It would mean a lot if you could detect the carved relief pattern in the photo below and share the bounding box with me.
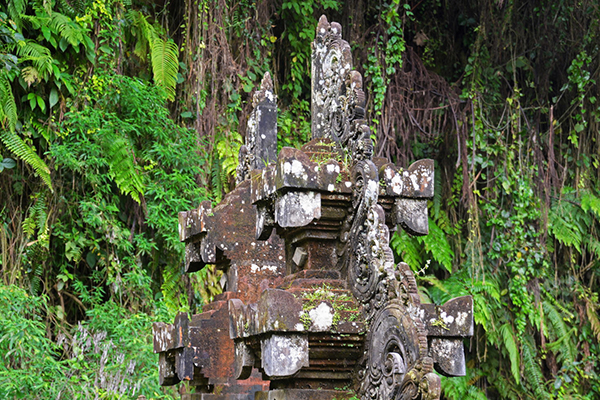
[312,16,372,162]
[341,159,440,399]
[313,18,442,399]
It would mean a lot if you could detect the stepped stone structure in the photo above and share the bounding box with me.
[153,16,473,400]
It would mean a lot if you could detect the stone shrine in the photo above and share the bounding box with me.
[153,16,473,400]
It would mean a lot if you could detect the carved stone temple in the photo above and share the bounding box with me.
[153,16,473,400]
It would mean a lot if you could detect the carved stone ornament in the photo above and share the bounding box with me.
[237,72,278,185]
[311,16,371,161]
[153,15,473,400]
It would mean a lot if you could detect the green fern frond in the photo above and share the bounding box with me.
[419,275,448,294]
[585,299,600,342]
[127,10,178,100]
[522,338,548,398]
[490,372,522,400]
[49,12,86,48]
[161,263,184,312]
[548,202,583,252]
[151,38,179,101]
[471,279,500,333]
[210,157,223,203]
[390,230,422,270]
[7,0,27,25]
[419,217,454,272]
[581,191,600,219]
[16,40,54,79]
[543,300,576,364]
[101,132,144,203]
[0,130,52,190]
[500,322,520,384]
[128,10,153,60]
[425,272,470,305]
[584,235,600,258]
[0,74,18,131]
[21,192,50,249]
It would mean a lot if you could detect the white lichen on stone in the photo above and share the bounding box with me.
[308,302,334,331]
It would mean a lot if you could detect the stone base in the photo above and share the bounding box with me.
[182,395,253,400]
[255,389,356,400]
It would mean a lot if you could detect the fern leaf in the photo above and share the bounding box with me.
[128,10,153,60]
[419,217,454,272]
[584,235,600,259]
[16,40,54,79]
[161,263,184,312]
[49,12,85,48]
[21,66,40,85]
[151,38,179,101]
[500,322,520,384]
[7,0,27,25]
[543,300,576,364]
[101,132,144,203]
[581,191,600,219]
[391,230,422,271]
[490,372,522,400]
[0,74,18,131]
[418,275,448,294]
[548,202,583,252]
[0,130,53,191]
[522,338,548,398]
[210,156,223,203]
[585,299,600,342]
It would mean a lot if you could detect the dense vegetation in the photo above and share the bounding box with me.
[1,0,599,398]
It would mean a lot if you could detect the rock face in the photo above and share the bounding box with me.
[153,15,473,400]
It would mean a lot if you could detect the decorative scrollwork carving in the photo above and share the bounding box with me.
[311,16,372,162]
[358,301,439,400]
[342,148,440,400]
[346,160,387,304]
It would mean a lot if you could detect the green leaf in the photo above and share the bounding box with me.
[59,37,68,52]
[500,323,520,384]
[0,130,52,190]
[28,92,37,110]
[36,95,45,112]
[49,88,58,108]
[151,38,179,101]
[1,157,17,170]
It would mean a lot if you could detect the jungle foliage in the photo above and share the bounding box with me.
[1,0,599,399]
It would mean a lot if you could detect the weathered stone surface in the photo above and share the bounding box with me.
[311,15,352,141]
[180,181,286,303]
[153,321,175,353]
[255,389,355,400]
[159,350,178,386]
[255,389,356,400]
[394,197,429,236]
[275,191,321,228]
[155,14,473,400]
[421,296,474,337]
[430,338,466,377]
[261,334,309,378]
[237,73,278,185]
[380,159,435,198]
[250,144,347,205]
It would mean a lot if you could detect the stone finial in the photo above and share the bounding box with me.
[311,15,372,163]
[252,71,275,108]
[236,72,278,184]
